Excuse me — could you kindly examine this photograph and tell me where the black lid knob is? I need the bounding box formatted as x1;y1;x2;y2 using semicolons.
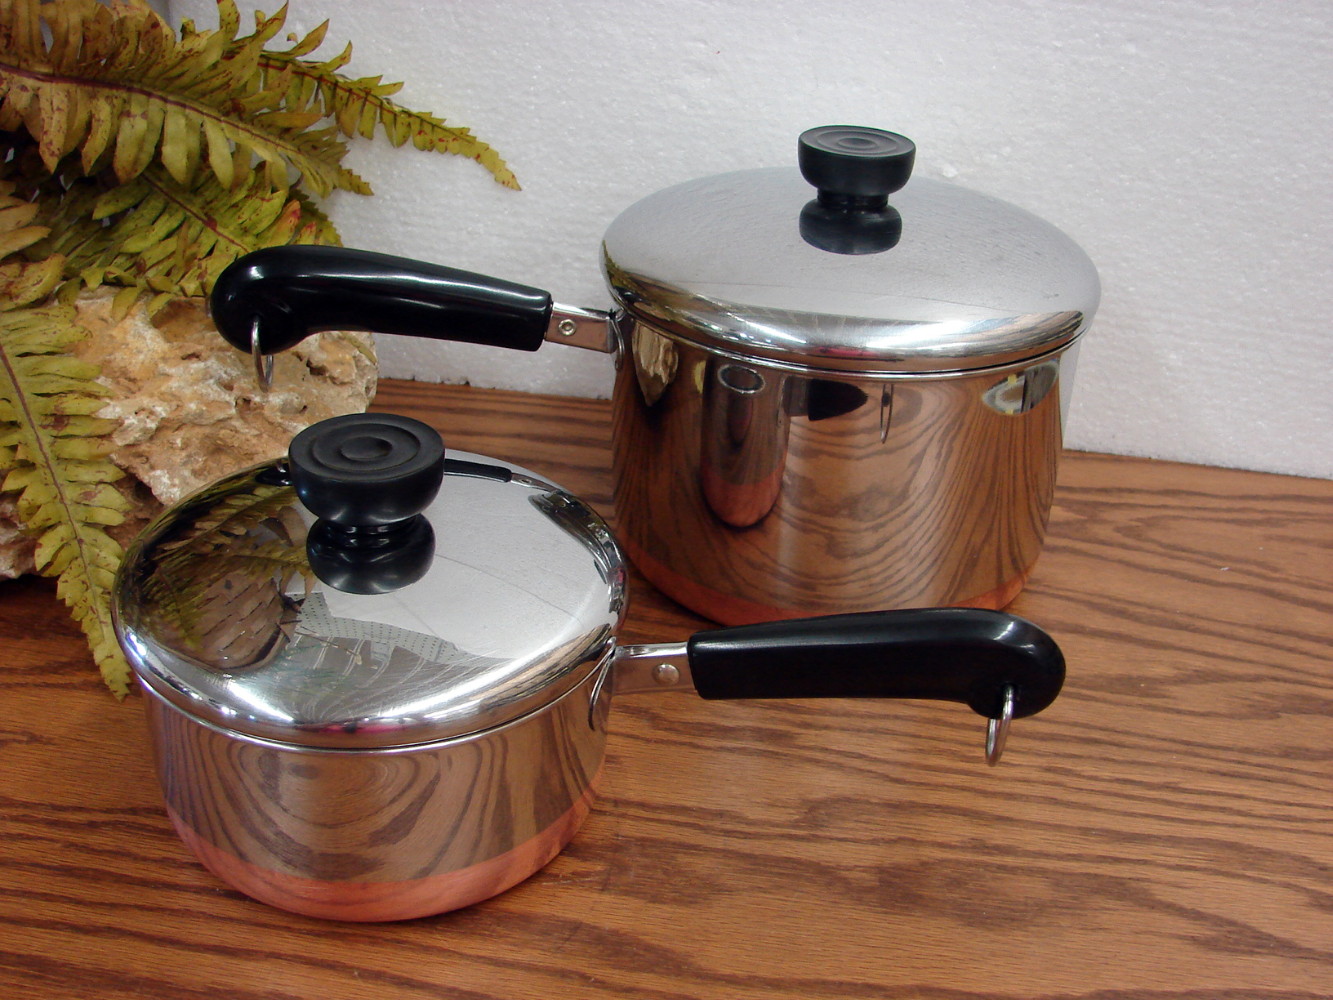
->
289;413;445;527
798;126;916;203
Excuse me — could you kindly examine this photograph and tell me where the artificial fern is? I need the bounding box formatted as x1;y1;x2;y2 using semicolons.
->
0;0;517;694
254;23;520;189
28;161;337;302
0;186;129;692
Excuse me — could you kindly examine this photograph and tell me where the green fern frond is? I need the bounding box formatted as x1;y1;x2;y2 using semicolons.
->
259;44;521;190
18;162;337;302
0;298;131;695
0;0;364;196
0;0;516;198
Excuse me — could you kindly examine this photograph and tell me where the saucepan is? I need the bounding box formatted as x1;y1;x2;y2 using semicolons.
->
112;411;1064;921
210;125;1101;626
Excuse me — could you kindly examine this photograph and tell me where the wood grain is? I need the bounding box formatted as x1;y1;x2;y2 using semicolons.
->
1;380;1330;999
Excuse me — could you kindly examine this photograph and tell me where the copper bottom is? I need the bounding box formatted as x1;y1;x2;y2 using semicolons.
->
625;539;1029;625
168;772;601;922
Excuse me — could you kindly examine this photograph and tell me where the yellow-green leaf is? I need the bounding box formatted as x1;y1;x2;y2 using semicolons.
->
110;284;141;319
79;96;121;172
282;18;328;57
160;104;201;185
0;224;50;259
200;118;235;189
0;202;41;230
91;181;147;221
113;91;165;182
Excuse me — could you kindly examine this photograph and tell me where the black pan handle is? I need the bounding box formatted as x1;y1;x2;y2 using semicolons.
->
685;608;1064;720
210;245;553;355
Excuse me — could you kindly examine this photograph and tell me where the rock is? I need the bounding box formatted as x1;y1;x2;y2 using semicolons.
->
0;289;377;579
0;493;34;579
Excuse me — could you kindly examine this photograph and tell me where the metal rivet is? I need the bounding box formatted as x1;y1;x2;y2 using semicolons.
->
557;318;578;337
718;363;765;394
651;663;681;687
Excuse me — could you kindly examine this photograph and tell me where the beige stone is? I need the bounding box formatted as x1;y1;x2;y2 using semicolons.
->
0;289;377;579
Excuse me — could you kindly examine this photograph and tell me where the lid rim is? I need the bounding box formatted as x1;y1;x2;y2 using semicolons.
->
611;300;1092;377
135;646;615;753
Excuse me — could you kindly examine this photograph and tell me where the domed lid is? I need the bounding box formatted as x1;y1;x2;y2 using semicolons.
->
602;126;1100;375
112;413;627;749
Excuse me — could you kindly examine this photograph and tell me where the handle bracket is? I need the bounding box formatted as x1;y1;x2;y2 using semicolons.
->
547;304;614;352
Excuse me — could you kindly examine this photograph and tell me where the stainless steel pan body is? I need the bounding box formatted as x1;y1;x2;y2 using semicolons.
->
611;326;1071;621
139;659;610;922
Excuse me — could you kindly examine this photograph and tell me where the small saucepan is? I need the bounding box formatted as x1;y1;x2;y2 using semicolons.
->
112;412;1064;921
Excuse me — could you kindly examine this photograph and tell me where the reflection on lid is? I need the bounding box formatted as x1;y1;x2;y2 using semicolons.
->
273;591;509;735
295;591;464;663
132;480;310;673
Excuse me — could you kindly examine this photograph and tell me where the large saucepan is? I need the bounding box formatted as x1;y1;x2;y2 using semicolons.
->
211;126;1100;625
112;412;1065;921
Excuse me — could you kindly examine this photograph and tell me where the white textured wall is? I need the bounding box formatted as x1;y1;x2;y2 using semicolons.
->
173;0;1332;479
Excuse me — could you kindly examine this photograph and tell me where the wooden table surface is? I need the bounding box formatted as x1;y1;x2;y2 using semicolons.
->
2;381;1330;999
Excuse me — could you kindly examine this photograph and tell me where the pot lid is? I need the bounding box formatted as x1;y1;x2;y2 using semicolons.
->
113;413;627;749
602;126;1100;375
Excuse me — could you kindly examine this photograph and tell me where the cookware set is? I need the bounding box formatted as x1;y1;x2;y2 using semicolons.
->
112;126;1097;920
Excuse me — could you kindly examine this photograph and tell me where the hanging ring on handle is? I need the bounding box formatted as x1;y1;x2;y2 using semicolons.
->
985;684;1015;766
251;318;274;391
